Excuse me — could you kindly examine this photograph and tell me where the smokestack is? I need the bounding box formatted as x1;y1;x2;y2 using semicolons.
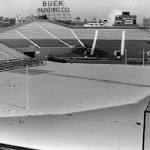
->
107;9;122;26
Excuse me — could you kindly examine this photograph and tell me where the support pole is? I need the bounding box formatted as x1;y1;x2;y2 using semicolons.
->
15;30;40;48
26;65;29;111
70;29;86;48
143;49;145;67
121;30;126;56
90;30;99;56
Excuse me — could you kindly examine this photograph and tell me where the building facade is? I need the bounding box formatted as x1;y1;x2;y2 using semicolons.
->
114;12;137;26
0;17;16;28
15;15;24;24
143;17;150;28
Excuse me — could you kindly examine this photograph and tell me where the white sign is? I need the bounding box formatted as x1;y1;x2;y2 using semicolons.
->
38;1;70;13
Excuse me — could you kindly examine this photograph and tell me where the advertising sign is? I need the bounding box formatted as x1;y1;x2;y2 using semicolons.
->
38;1;70;13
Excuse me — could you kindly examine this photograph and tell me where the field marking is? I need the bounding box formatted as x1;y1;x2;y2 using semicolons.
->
70;29;86;48
37;24;73;48
15;29;41;48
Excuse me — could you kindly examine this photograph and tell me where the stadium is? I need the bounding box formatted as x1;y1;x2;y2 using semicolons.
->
0;21;150;64
0;2;150;150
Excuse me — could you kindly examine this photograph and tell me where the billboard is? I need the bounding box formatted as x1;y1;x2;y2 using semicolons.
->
124;19;134;25
38;1;71;20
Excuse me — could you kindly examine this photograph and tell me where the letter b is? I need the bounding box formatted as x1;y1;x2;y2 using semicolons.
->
43;1;47;7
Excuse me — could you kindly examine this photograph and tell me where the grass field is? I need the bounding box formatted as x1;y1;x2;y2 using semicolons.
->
0;63;149;149
0;22;150;149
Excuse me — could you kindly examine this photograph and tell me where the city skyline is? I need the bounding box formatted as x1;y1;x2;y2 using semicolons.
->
0;0;150;23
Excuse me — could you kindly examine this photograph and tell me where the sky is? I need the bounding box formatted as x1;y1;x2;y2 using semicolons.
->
0;0;150;23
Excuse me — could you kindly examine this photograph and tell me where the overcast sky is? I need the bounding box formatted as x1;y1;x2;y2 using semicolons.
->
0;0;149;23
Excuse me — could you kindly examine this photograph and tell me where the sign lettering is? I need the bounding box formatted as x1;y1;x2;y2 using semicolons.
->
38;1;69;13
42;1;64;7
38;7;70;13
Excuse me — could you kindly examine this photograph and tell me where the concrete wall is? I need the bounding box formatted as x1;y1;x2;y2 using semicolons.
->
15;47;74;60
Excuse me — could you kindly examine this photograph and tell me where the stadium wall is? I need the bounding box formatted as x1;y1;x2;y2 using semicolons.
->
16;47;74;60
2;38;150;60
4;39;150;60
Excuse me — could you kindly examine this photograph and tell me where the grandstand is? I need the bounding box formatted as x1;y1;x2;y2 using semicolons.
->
0;21;150;150
0;43;27;59
0;22;79;48
73;29;150;58
0;21;150;62
0;43;43;72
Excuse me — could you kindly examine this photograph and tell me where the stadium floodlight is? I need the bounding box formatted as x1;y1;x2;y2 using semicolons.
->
90;30;99;56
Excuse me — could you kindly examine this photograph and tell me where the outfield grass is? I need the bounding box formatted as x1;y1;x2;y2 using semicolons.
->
0;63;149;150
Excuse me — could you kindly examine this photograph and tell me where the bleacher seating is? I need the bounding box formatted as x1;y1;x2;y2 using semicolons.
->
31;39;67;47
94;40;150;59
0;58;43;72
0;39;32;48
0;43;43;72
0;21;150;61
0;22;79;47
74;29;150;40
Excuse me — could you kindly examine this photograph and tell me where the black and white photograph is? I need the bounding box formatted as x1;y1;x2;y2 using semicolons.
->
0;0;150;149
